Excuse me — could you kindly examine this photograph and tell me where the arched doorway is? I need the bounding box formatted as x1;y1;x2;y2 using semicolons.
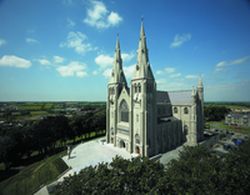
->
119;140;126;148
135;146;140;155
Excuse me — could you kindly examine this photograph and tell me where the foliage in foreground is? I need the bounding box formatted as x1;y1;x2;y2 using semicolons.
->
54;140;250;195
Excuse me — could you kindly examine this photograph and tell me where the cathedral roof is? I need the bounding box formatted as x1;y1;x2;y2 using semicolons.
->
156;91;170;104
168;90;194;105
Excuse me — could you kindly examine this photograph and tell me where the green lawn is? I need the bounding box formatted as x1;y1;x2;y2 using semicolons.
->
0;151;68;195
207;121;250;134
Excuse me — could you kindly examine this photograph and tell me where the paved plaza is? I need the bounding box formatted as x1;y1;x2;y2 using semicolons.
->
35;137;184;195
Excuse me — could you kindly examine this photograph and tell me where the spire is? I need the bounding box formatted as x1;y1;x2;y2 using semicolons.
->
110;34;127;85
115;33;122;66
192;86;196;96
133;19;154;80
198;76;203;88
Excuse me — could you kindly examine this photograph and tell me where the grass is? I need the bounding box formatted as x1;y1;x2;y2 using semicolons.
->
207;121;250;134
0;151;68;195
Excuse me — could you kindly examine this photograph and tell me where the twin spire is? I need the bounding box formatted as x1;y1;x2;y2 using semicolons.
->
110;34;127;85
110;20;154;84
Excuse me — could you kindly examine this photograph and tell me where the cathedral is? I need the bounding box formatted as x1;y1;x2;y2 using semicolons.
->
106;21;204;157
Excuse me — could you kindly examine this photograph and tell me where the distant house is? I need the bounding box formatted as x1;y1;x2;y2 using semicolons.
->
225;112;250;127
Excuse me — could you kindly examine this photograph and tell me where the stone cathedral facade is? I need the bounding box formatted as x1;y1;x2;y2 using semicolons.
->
106;22;204;157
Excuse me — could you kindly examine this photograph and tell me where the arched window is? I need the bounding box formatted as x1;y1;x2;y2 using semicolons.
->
134;84;137;93
120;100;129;122
138;83;141;93
174;107;178;114
135;134;140;144
184;107;189;114
184;125;188;135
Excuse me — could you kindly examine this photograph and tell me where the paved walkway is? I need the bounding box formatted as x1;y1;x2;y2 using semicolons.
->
35;138;184;194
59;139;131;181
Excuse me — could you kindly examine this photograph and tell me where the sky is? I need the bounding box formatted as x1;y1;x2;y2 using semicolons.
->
0;0;250;102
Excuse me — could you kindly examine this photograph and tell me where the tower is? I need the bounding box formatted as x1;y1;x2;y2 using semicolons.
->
189;86;198;145
106;35;127;146
197;77;204;141
130;20;157;157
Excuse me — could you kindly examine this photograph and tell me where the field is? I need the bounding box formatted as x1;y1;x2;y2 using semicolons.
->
205;101;250;134
0;151;68;195
207;121;250;134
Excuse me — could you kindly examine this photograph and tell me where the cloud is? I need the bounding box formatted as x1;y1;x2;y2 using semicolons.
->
169;73;182;78
0;38;6;47
67;18;76;28
95;54;113;69
185;74;199;79
170;33;191;48
107;11;122;26
156;70;163;75
37;56;64;66
83;0;122;29
164;67;176;74
92;70;99;75
26;38;39;44
121;52;135;62
57;61;87;77
124;64;136;79
60;31;95;55
102;68;112;78
53;56;64;64
38;58;51;65
215;56;250;72
0;55;31;68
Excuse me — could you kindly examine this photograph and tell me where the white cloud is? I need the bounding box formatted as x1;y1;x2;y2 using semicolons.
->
164;67;176;74
124;64;136;79
107;11;122;26
102;68;112;78
185;74;199;79
38;58;51;65
156;79;166;85
92;70;99;75
84;0;122;29
95;54;113;69
0;38;6;47
169;73;182;78
26;38;39;44
0;55;31;68
170;33;191;48
215;56;250;72
60;31;95;55
53;56;64;64
121;52;135;62
67;18;75;28
156;70;163;75
57;61;87;77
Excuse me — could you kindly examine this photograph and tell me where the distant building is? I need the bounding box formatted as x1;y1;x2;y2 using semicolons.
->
106;21;204;157
225;112;250;127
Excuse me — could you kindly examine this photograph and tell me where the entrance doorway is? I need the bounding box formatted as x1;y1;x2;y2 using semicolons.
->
135;146;140;155
119;140;126;148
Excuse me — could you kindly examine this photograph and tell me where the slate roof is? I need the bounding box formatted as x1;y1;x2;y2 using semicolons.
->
156;91;170;104
168;90;193;105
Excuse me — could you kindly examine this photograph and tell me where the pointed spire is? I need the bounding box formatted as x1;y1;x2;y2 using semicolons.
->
192;86;196;96
115;33;122;65
198;76;203;88
140;16;145;38
110;34;127;85
133;19;154;80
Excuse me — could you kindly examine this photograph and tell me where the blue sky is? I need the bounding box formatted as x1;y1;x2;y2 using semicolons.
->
0;0;250;102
